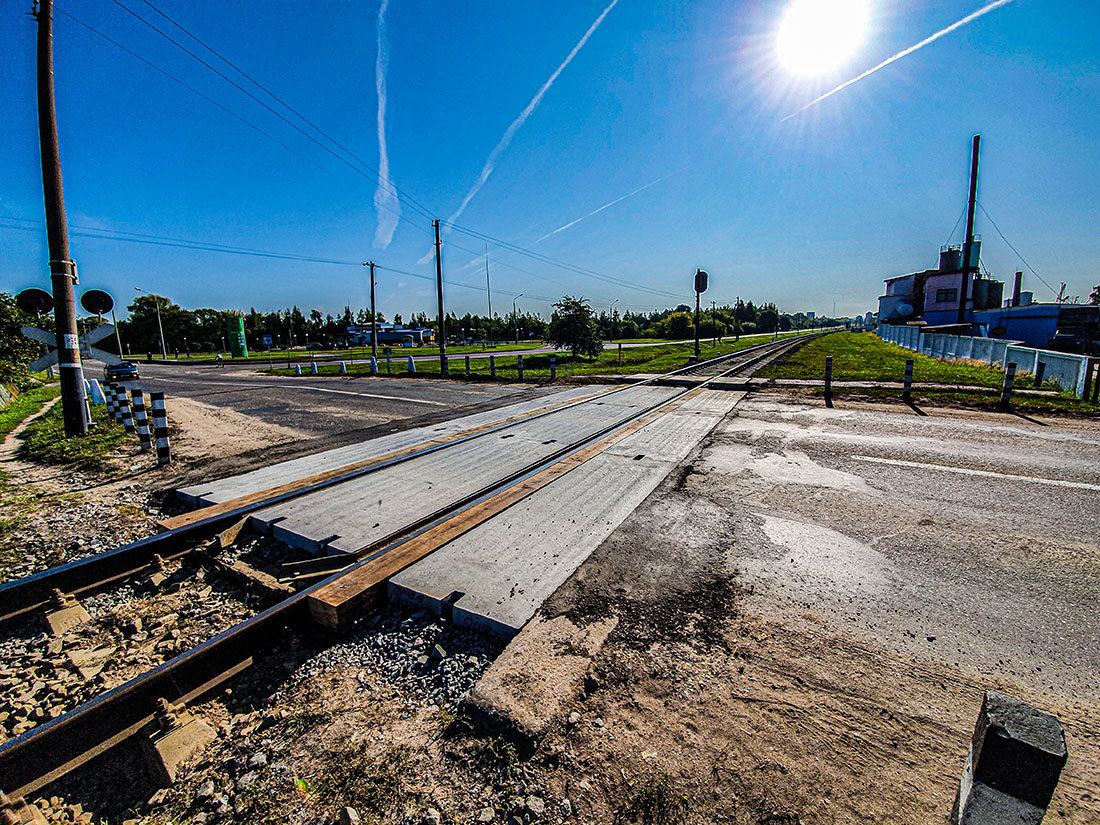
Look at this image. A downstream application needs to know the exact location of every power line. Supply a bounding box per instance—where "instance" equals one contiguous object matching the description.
[976,201,1059,298]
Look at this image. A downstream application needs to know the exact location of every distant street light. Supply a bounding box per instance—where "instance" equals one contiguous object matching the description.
[134,286,167,359]
[512,293,523,345]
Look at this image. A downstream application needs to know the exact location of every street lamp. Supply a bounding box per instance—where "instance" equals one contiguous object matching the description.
[609,299,619,343]
[134,286,167,359]
[512,293,523,345]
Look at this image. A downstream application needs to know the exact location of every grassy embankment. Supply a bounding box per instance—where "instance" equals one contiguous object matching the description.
[756,332,1099,416]
[264,331,811,381]
[18,400,128,470]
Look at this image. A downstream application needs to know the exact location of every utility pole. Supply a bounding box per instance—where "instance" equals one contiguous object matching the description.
[512,293,523,345]
[693,269,708,361]
[485,244,493,347]
[366,261,378,360]
[135,287,167,358]
[433,219,447,373]
[34,0,85,436]
[609,299,619,343]
[959,134,980,326]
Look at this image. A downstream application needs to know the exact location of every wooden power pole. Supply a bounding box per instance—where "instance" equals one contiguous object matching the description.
[433,220,447,374]
[35,0,86,436]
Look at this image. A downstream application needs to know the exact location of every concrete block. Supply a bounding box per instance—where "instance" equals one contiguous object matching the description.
[952,690,1067,824]
[141,699,216,787]
[44,590,90,636]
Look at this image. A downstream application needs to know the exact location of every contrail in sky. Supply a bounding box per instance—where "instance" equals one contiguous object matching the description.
[533,171,679,244]
[782,0,1017,121]
[420,0,620,262]
[373,0,400,248]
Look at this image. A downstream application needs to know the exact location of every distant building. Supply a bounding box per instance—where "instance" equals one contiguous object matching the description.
[877,244,1099,352]
[346,323,435,346]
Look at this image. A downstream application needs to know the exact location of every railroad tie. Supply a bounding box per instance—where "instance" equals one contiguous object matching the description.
[131,389,153,451]
[150,391,171,465]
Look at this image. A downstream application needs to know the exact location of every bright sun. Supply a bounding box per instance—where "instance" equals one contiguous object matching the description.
[777,0,869,76]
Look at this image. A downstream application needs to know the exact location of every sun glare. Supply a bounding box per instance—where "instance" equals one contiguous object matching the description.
[777,0,869,76]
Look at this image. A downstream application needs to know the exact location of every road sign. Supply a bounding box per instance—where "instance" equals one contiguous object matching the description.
[23,323,122,371]
[262,334,273,349]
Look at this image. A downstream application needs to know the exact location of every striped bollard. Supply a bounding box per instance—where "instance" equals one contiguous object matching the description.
[465,356,470,377]
[104,382,118,416]
[1000,362,1017,407]
[489,355,496,378]
[550,356,556,380]
[149,392,171,465]
[294,364,302,376]
[310,361,318,375]
[407,356,415,374]
[339,361,347,374]
[370,357,377,375]
[517,355,524,381]
[111,384,126,422]
[130,389,152,452]
[824,355,833,408]
[902,359,913,402]
[441,356,449,377]
[117,387,136,433]
[385,353,391,373]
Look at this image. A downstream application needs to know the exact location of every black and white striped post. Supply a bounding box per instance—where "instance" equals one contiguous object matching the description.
[1000,361,1017,407]
[149,392,171,465]
[441,355,448,377]
[550,355,557,380]
[117,386,136,433]
[824,355,834,408]
[105,382,118,418]
[465,356,470,377]
[130,389,152,452]
[517,354,524,381]
[489,355,496,378]
[902,359,914,402]
[113,384,128,423]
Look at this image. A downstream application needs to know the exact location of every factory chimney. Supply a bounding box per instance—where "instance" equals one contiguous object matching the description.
[1011,271,1023,307]
[958,135,980,325]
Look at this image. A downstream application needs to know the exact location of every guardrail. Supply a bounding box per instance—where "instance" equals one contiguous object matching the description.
[877,325,1096,398]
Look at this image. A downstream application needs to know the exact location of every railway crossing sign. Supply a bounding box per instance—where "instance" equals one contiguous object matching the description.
[22,323,122,371]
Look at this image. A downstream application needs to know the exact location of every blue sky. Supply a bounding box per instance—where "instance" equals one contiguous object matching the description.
[1,0,1098,320]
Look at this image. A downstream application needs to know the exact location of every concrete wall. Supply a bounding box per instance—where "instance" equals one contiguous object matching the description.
[877,325,1094,397]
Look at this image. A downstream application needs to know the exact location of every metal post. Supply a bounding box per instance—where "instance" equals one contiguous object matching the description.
[1000,361,1016,407]
[824,355,834,408]
[485,244,493,347]
[618,342,622,366]
[433,220,448,375]
[902,359,913,402]
[489,355,496,378]
[35,0,86,436]
[517,354,523,381]
[959,134,980,326]
[149,391,171,465]
[1033,361,1046,388]
[693,290,701,361]
[550,355,556,380]
[512,293,523,345]
[465,355,470,376]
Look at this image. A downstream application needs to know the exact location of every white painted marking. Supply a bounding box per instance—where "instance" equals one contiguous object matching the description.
[852,455,1100,492]
[150,376,448,406]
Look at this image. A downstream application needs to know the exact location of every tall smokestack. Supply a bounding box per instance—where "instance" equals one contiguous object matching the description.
[1011,271,1022,307]
[959,135,980,324]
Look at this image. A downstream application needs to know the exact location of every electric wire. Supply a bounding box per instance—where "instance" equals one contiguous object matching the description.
[976,202,1059,298]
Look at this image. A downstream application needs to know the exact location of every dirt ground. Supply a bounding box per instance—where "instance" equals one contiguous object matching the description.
[8,388,1099,824]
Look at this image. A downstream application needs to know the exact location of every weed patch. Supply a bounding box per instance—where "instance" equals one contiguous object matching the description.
[18,400,127,470]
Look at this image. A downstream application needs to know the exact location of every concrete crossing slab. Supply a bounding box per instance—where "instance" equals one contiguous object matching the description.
[246,385,681,555]
[176,386,599,507]
[387,390,743,638]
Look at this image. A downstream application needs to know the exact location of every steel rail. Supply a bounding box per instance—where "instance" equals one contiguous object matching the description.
[0,331,822,797]
[0,332,823,622]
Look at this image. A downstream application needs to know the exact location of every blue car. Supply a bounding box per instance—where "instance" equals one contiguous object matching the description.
[104,361,140,382]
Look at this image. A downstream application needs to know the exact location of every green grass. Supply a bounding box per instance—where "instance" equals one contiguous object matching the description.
[823,385,1100,417]
[0,384,60,440]
[311,745,411,823]
[265,331,812,381]
[18,399,128,470]
[757,331,1053,389]
[166,341,546,362]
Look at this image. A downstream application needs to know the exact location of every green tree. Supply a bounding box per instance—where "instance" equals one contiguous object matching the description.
[547,296,602,358]
[0,293,41,388]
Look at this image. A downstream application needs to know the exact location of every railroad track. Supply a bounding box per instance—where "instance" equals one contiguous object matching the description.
[0,330,826,801]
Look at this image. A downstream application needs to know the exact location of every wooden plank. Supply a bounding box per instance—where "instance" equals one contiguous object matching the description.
[306,387,706,631]
[157,387,617,532]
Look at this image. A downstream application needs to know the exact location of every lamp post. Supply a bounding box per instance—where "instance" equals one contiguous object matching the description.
[134,286,167,359]
[609,299,619,343]
[512,293,523,345]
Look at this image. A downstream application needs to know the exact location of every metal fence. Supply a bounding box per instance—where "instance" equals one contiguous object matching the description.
[877,324,1095,398]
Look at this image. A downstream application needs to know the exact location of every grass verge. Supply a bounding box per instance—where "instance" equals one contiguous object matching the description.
[755,331,1057,389]
[18,400,128,470]
[263,331,813,381]
[0,384,60,440]
[804,386,1100,417]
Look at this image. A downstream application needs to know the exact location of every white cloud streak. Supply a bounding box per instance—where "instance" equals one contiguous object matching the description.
[419,0,620,262]
[373,0,400,248]
[533,172,678,244]
[781,0,1017,121]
